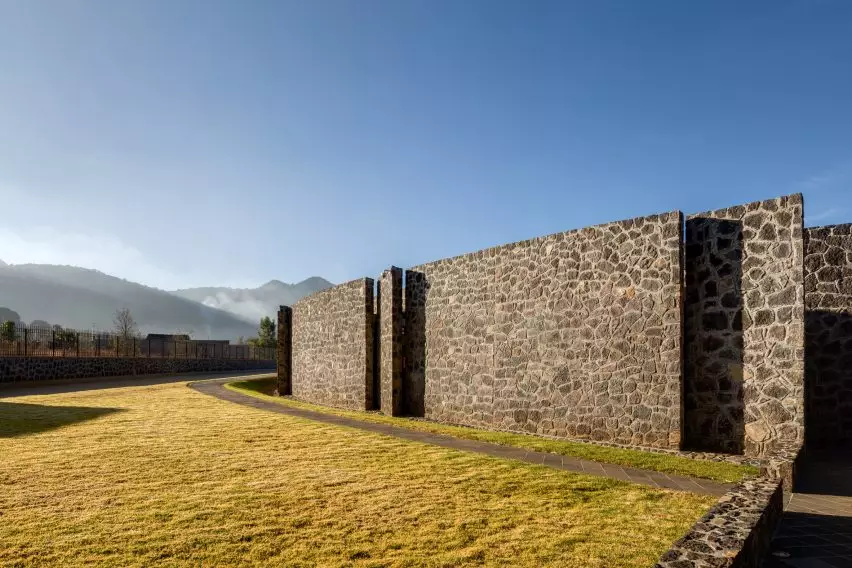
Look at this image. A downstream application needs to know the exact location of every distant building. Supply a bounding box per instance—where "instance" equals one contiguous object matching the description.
[141,334,230,358]
[145,333,192,342]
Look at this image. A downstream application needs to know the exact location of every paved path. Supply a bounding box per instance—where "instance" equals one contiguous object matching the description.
[190,378,732,497]
[764,454,852,568]
[0,370,275,398]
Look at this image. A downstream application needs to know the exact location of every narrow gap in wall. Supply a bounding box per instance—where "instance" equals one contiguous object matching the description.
[372,277,381,411]
[373,314,380,410]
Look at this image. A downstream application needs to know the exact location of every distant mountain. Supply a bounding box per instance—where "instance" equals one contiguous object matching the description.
[0,263,277,340]
[170,277,333,321]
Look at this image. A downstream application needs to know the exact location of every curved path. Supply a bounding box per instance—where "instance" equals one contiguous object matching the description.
[0,369,274,397]
[190,377,732,497]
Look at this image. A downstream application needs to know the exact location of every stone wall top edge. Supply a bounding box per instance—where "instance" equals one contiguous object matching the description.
[291,277,373,308]
[407,209,683,273]
[686,192,804,221]
[380,266,403,277]
[805,222,852,235]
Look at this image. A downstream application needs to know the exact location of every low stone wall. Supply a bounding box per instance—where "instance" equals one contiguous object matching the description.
[0,356,274,383]
[656,478,784,568]
[290,278,375,411]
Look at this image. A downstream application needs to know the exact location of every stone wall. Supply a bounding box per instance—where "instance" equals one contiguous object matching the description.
[291,278,375,411]
[0,356,274,383]
[804,224,852,448]
[272,192,837,455]
[684,194,805,457]
[656,478,783,568]
[379,267,403,415]
[405,212,684,449]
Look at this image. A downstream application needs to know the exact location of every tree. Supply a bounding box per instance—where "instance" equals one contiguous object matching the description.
[113,308,139,339]
[0,320,16,343]
[258,316,276,348]
[0,307,20,325]
[113,308,139,355]
[51,325,77,351]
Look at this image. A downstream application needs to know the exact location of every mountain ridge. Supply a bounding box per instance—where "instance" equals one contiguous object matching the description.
[170,277,334,321]
[0,263,332,339]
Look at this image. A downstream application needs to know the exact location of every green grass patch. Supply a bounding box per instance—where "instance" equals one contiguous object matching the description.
[226,377,758,484]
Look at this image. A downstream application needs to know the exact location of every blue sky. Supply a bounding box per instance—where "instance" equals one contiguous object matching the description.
[1,0,850,289]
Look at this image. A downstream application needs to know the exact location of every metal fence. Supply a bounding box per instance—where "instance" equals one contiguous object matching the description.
[0,324,275,360]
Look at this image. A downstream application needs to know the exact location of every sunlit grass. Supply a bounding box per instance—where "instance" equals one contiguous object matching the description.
[0,379,713,567]
[228,377,758,484]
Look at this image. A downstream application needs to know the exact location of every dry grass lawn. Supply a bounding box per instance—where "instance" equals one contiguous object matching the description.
[0,378,714,567]
[228,377,757,484]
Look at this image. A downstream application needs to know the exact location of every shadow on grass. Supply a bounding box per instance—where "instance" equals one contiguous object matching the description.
[0,401,123,438]
[229,378,276,396]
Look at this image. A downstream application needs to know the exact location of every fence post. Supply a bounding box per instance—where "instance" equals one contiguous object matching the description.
[52,329,55,358]
[96,335,99,357]
[23,328,28,358]
[133,337,137,358]
[77,333,80,358]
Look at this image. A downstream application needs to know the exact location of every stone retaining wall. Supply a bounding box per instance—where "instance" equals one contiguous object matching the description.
[290,278,375,411]
[804,224,852,448]
[405,211,684,449]
[656,478,783,568]
[0,356,274,383]
[684,194,805,457]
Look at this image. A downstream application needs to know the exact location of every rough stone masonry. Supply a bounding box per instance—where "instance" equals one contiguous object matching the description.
[684,195,805,457]
[804,224,852,448]
[276,192,852,458]
[288,278,375,411]
[406,211,685,450]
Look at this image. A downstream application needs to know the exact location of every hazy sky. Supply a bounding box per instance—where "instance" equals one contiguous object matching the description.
[1,0,850,289]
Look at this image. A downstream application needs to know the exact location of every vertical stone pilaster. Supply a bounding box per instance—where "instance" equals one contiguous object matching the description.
[380,267,403,415]
[684,194,805,457]
[276,305,292,396]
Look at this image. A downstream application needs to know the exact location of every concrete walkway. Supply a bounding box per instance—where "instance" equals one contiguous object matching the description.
[190,377,733,497]
[764,454,852,568]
